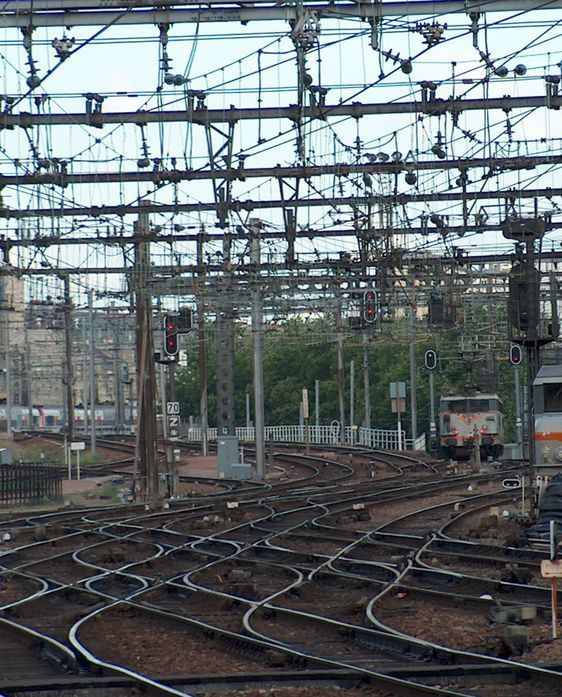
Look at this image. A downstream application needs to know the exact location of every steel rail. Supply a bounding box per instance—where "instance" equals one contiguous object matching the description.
[2,445,557,696]
[367,557,562,692]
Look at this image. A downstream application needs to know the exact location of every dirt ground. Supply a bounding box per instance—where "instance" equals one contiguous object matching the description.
[0,434,120,464]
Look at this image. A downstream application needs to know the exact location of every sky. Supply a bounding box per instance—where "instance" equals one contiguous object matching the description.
[1,2,562,311]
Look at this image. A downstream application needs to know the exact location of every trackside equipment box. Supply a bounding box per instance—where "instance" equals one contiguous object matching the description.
[218,436,252,480]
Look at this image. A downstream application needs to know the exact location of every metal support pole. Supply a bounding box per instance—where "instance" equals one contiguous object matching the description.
[315,379,320,427]
[112,341,119,430]
[169,360,179,497]
[429,369,436,451]
[515,365,523,459]
[88,291,96,455]
[4,312,11,437]
[82,321,88,435]
[198,306,209,455]
[196,235,209,456]
[550,577,558,639]
[397,407,402,452]
[160,361,173,497]
[527,342,539,465]
[409,305,417,441]
[113,320,124,432]
[134,204,159,503]
[24,321,33,428]
[473,430,481,469]
[63,276,74,442]
[349,359,355,445]
[336,300,346,444]
[246,392,251,429]
[363,331,371,430]
[250,219,265,479]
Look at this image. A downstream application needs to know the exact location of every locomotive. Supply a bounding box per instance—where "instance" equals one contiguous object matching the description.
[439,389,504,460]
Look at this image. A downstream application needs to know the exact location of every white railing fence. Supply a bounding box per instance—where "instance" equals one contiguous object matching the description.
[186,425,426,452]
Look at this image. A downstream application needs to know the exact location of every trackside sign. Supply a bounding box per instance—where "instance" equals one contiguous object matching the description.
[541,560,562,578]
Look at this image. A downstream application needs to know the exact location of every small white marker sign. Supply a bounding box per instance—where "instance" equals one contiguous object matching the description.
[541,559,562,578]
[70,442,86,451]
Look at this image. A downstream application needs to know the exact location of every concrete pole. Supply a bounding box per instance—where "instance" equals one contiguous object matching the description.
[409,305,417,441]
[250,219,265,479]
[88,290,96,455]
[362,330,371,429]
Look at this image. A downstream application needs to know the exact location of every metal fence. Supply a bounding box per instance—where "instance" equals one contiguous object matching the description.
[0,463,62,507]
[186,425,426,452]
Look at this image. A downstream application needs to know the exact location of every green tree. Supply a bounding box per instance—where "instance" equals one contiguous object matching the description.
[176,305,519,441]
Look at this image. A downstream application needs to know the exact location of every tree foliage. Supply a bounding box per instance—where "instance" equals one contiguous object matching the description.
[175,313,520,440]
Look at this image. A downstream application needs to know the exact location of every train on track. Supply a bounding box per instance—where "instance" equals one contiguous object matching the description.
[0,405,135,431]
[533,364,562,473]
[439,388,504,460]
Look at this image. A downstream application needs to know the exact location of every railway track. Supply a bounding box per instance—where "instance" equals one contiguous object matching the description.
[0,435,560,696]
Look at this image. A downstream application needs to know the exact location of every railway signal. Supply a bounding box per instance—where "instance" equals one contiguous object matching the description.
[424,350,438,451]
[177,307,192,333]
[424,349,437,370]
[502,477,521,489]
[164,315,179,357]
[362,290,377,324]
[509,344,523,366]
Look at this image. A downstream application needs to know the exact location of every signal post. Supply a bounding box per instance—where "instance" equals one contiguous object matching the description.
[158,309,191,499]
[424,350,437,453]
[509,344,524,459]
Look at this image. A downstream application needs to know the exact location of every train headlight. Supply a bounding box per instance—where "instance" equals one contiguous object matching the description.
[555,447,562,462]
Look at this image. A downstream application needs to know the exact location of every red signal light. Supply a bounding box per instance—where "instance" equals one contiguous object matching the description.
[362,290,377,324]
[164,314,179,357]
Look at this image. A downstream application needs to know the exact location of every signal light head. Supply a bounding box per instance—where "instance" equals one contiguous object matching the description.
[509,344,523,366]
[424,349,437,370]
[164,314,179,357]
[362,290,377,324]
